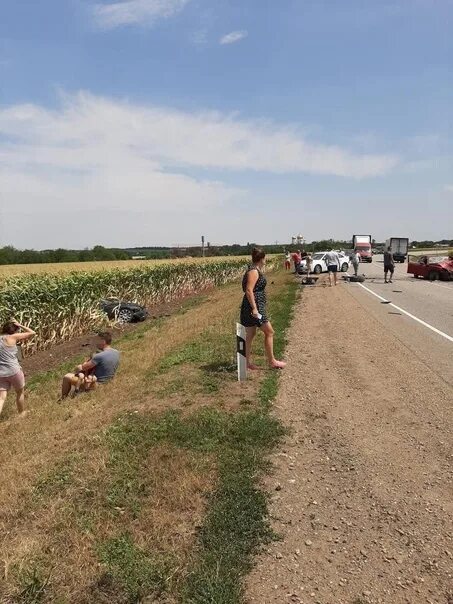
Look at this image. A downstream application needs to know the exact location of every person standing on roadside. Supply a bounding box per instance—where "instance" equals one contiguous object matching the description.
[284,251,291,271]
[291,250,302,273]
[305,253,313,275]
[0,319,36,417]
[240,247,286,370]
[325,249,340,287]
[384,247,395,283]
[351,249,361,277]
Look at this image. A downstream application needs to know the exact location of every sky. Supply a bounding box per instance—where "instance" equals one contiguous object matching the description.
[0,0,452,249]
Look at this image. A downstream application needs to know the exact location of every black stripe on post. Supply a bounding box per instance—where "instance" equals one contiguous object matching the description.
[237,335,246,357]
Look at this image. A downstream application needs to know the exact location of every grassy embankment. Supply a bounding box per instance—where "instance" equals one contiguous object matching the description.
[0,269,298,603]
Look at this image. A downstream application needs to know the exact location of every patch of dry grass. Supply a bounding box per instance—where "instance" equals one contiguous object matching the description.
[3,442,213,603]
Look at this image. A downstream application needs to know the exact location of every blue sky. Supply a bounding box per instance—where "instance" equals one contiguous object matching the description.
[0,0,452,248]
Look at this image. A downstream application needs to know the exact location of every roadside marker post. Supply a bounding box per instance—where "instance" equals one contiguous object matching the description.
[236,323,247,381]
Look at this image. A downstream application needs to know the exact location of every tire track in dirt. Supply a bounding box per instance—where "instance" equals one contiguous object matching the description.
[247,281,453,604]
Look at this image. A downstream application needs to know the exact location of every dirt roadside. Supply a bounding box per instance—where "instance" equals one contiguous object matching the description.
[247,278,453,604]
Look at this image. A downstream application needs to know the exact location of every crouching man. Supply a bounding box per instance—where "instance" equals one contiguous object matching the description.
[60,332,120,400]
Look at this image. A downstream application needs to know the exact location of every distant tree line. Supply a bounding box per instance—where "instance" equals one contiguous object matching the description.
[0,245,131,265]
[410,240,453,248]
[0,239,451,265]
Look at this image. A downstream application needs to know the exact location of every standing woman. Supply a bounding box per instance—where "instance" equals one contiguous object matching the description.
[284,251,291,271]
[240,248,286,370]
[0,319,36,417]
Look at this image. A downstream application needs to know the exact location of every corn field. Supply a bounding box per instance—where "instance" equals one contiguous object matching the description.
[0,258,279,354]
[0,256,248,279]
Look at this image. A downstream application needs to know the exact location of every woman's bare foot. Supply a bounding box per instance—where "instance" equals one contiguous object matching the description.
[270,360,286,369]
[17,410,29,418]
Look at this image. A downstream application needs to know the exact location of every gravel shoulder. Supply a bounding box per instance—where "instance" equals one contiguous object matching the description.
[246,278,453,604]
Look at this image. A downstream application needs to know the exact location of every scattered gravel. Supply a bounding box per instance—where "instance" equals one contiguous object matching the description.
[247,280,453,604]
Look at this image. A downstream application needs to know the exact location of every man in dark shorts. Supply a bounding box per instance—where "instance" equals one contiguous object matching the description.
[60,332,120,399]
[325,249,340,286]
[384,247,395,283]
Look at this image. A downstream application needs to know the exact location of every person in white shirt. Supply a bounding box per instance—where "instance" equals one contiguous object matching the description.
[324,249,340,286]
[284,251,291,271]
[351,249,361,277]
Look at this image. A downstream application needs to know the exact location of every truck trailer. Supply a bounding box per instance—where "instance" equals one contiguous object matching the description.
[385,237,409,263]
[352,235,372,263]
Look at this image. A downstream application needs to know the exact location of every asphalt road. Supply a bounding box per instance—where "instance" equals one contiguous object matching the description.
[344,254,453,387]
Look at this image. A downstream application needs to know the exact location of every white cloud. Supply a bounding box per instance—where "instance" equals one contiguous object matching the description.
[0,91,397,177]
[220,30,248,45]
[0,92,397,248]
[92,0,190,29]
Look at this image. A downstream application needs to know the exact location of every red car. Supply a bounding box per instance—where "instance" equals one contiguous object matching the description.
[407,255,453,281]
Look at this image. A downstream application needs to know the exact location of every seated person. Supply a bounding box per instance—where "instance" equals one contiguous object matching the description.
[60,332,120,400]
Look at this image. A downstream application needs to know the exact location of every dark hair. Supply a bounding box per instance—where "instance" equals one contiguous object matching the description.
[97,331,113,345]
[2,322,19,335]
[251,247,266,264]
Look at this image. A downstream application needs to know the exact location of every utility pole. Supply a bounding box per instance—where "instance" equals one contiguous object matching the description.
[201,235,205,257]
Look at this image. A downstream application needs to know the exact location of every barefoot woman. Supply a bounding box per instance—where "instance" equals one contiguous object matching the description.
[0,319,36,417]
[240,248,286,370]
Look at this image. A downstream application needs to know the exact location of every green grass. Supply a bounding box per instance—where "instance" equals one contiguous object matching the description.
[259,279,298,410]
[13,564,52,604]
[100,407,284,603]
[97,534,171,602]
[181,279,298,604]
[33,455,77,498]
[156,330,233,374]
[146,324,238,399]
[98,277,298,603]
[27,359,84,392]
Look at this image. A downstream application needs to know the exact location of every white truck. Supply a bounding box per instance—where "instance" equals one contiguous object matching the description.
[385,237,409,263]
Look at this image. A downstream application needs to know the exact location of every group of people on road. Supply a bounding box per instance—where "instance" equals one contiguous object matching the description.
[286,245,397,286]
[285,250,313,275]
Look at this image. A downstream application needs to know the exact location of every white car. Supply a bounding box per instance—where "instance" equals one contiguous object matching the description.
[298,252,350,275]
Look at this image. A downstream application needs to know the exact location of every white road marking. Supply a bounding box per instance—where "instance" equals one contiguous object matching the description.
[357,283,453,344]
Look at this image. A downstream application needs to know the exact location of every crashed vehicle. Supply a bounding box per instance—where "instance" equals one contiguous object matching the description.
[298,251,350,275]
[407,255,453,281]
[100,299,148,323]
